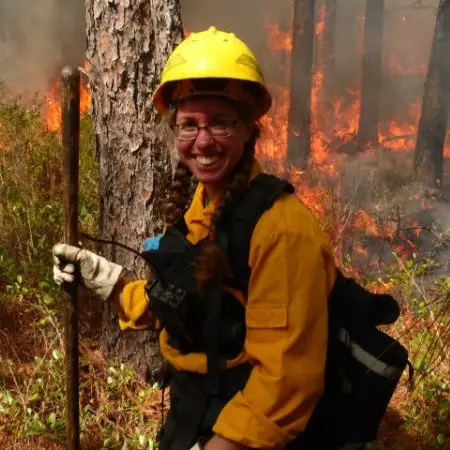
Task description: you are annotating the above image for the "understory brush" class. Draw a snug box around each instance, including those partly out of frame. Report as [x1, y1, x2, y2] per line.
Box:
[368, 259, 450, 449]
[0, 93, 168, 449]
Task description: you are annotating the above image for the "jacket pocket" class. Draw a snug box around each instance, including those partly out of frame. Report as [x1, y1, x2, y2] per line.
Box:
[246, 305, 287, 329]
[245, 305, 288, 377]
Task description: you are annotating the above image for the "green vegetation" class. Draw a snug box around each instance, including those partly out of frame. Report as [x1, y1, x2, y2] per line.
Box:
[0, 95, 448, 449]
[0, 97, 163, 449]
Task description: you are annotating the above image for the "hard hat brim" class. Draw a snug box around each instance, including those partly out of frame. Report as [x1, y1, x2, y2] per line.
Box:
[153, 77, 272, 119]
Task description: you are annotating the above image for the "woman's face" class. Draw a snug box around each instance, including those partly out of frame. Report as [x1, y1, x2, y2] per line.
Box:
[174, 97, 252, 186]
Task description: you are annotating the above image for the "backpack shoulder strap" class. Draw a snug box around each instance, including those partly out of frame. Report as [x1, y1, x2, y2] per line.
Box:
[224, 173, 294, 295]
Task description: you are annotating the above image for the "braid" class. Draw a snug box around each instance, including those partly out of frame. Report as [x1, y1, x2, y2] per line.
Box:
[195, 125, 260, 290]
[209, 136, 257, 239]
[163, 160, 193, 227]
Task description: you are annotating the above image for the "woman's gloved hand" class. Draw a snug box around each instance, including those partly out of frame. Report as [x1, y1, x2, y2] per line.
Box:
[52, 243, 123, 301]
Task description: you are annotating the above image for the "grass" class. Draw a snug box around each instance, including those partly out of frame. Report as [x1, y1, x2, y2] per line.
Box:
[0, 90, 449, 449]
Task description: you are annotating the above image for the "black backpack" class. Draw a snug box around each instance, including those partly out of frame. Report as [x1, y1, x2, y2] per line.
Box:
[218, 173, 412, 447]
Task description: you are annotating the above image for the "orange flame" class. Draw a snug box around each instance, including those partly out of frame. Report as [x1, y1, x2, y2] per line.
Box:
[378, 100, 421, 152]
[315, 6, 326, 37]
[259, 86, 289, 161]
[37, 14, 449, 270]
[256, 10, 446, 269]
[43, 62, 91, 132]
[352, 210, 395, 240]
[43, 83, 62, 132]
[265, 23, 292, 52]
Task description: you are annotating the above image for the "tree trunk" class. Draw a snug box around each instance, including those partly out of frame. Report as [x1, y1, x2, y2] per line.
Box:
[321, 0, 337, 107]
[85, 0, 183, 380]
[414, 0, 450, 186]
[357, 0, 385, 147]
[287, 0, 315, 168]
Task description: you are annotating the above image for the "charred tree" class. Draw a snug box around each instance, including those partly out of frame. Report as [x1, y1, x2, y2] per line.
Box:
[287, 0, 316, 168]
[357, 0, 385, 147]
[85, 0, 183, 379]
[414, 0, 450, 186]
[321, 0, 337, 106]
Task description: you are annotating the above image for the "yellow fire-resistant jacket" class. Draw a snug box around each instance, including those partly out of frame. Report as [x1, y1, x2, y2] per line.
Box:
[118, 160, 336, 449]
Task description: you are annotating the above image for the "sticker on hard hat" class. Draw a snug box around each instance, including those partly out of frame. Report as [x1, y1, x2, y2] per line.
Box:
[235, 54, 263, 79]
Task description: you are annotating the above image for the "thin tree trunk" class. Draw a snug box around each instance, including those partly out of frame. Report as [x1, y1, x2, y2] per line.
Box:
[357, 0, 385, 147]
[287, 0, 315, 168]
[414, 0, 450, 186]
[321, 0, 337, 106]
[85, 0, 183, 379]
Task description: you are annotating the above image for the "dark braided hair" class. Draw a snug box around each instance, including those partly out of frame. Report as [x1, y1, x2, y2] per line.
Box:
[195, 125, 260, 290]
[163, 160, 194, 227]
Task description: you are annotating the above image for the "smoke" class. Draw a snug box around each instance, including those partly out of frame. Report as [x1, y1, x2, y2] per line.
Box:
[182, 0, 450, 272]
[0, 0, 438, 101]
[181, 0, 440, 118]
[0, 0, 85, 93]
[181, 0, 292, 89]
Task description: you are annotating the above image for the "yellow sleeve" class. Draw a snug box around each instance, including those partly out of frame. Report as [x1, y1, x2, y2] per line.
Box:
[213, 224, 335, 448]
[118, 279, 155, 331]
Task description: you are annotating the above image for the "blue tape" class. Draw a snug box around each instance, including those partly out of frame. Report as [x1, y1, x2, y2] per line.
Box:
[143, 234, 163, 251]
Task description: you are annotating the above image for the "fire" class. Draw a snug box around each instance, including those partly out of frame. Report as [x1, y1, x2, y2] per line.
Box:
[43, 82, 62, 132]
[311, 7, 337, 169]
[265, 23, 292, 53]
[257, 8, 449, 271]
[42, 64, 91, 132]
[378, 100, 422, 152]
[352, 210, 395, 240]
[37, 13, 449, 273]
[385, 54, 427, 77]
[259, 86, 289, 161]
[353, 210, 381, 238]
[315, 6, 326, 38]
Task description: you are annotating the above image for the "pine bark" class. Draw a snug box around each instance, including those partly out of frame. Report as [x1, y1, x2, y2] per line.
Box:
[287, 0, 315, 168]
[357, 0, 385, 147]
[85, 0, 183, 379]
[414, 0, 450, 186]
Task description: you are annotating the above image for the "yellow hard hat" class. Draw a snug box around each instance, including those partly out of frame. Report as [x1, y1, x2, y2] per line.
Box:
[152, 26, 272, 119]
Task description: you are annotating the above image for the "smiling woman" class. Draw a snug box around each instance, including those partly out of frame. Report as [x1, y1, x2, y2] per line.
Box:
[52, 26, 339, 450]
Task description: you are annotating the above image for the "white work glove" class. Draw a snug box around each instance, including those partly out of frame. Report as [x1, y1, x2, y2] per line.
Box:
[52, 243, 123, 301]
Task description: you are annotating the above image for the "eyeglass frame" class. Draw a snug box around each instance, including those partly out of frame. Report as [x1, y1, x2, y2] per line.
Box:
[172, 119, 240, 141]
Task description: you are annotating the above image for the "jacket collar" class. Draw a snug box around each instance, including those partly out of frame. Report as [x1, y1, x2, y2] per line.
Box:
[184, 158, 263, 228]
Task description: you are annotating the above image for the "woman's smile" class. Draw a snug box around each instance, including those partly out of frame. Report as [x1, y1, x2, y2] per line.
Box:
[195, 155, 220, 166]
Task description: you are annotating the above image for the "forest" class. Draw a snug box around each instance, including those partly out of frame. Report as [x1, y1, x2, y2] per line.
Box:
[0, 0, 449, 448]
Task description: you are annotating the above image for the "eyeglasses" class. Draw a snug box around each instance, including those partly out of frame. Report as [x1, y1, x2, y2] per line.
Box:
[173, 119, 239, 141]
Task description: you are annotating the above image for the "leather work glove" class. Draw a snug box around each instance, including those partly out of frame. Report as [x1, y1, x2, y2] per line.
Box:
[52, 243, 123, 301]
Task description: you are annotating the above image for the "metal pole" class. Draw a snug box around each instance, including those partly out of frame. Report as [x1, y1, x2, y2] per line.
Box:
[61, 65, 81, 450]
